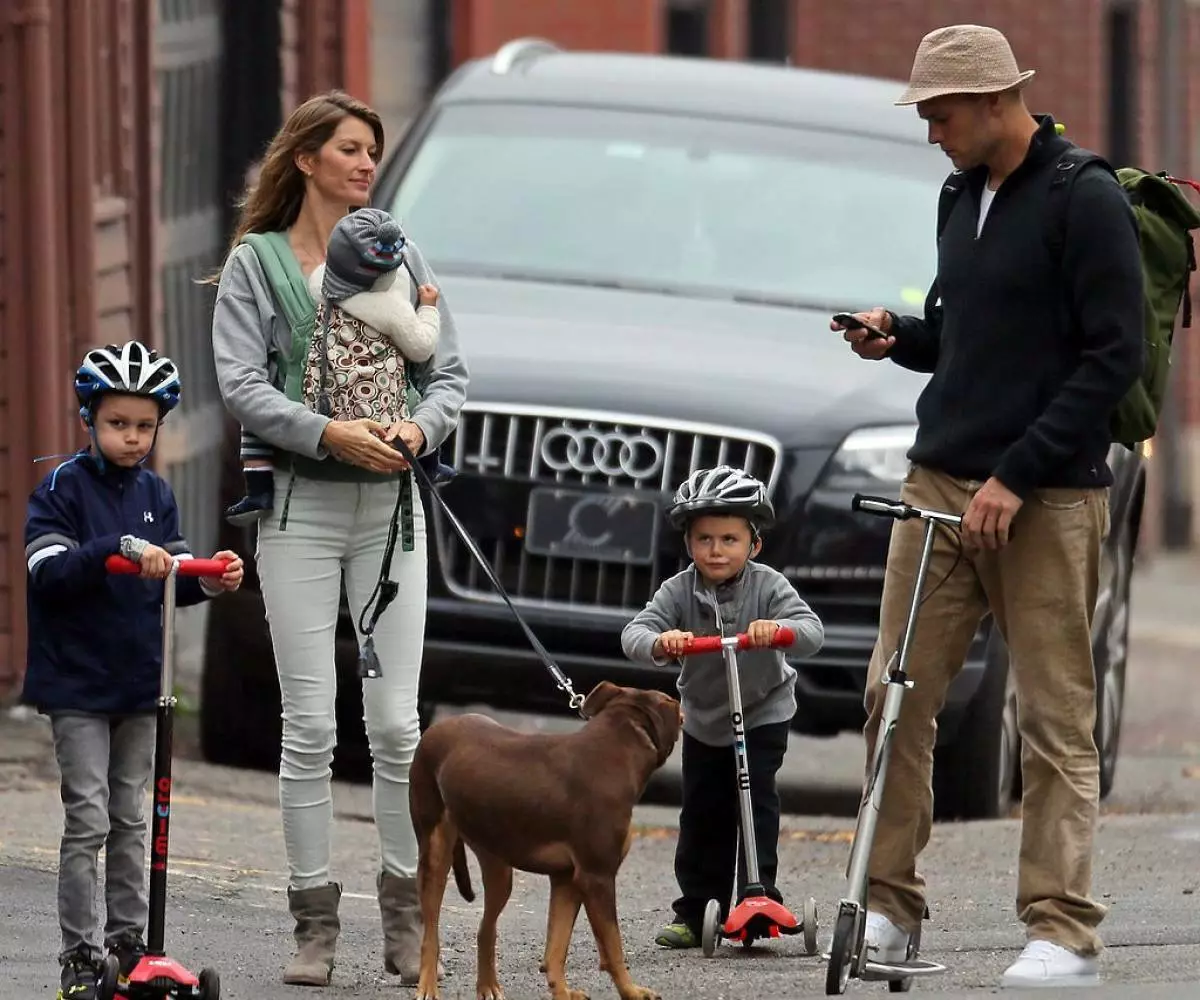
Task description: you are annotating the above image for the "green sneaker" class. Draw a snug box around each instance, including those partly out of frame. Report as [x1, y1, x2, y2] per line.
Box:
[57, 953, 98, 1000]
[655, 922, 699, 949]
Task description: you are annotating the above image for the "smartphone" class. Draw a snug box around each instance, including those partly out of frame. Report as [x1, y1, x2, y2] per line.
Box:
[832, 312, 890, 341]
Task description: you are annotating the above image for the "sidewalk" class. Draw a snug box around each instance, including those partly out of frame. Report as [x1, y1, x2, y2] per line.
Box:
[1129, 548, 1200, 649]
[0, 704, 55, 794]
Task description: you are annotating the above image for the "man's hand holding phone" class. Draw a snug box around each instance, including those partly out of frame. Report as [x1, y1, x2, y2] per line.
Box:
[832, 309, 896, 360]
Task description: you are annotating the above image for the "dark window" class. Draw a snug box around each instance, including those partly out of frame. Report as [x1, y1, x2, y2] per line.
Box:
[748, 0, 791, 63]
[428, 0, 453, 96]
[1106, 3, 1137, 166]
[667, 0, 709, 56]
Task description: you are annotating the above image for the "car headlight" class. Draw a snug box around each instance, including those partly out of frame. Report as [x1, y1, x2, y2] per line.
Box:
[819, 425, 917, 490]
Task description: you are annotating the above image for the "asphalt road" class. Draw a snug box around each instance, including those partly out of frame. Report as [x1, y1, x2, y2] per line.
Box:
[2, 566, 1200, 999]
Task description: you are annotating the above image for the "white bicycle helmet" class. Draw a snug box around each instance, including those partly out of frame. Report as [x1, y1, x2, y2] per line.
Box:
[667, 465, 774, 532]
[74, 341, 182, 420]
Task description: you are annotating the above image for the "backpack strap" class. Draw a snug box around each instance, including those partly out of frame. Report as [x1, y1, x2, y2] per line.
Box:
[240, 232, 317, 402]
[935, 169, 969, 243]
[1044, 147, 1115, 263]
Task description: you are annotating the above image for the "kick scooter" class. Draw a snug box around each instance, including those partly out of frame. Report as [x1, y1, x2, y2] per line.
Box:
[824, 494, 959, 995]
[679, 626, 819, 959]
[100, 554, 230, 1000]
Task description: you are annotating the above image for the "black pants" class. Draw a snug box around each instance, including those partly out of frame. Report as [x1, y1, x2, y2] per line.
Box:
[671, 721, 790, 931]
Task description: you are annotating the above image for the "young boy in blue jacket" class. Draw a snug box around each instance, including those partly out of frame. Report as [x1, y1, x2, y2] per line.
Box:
[21, 341, 244, 1000]
[622, 465, 824, 949]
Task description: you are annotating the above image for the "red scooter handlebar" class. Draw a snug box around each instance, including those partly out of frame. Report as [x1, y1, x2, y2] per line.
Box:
[105, 555, 230, 577]
[679, 626, 796, 654]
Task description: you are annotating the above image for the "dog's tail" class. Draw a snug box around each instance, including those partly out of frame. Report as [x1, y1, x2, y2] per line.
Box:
[452, 836, 475, 902]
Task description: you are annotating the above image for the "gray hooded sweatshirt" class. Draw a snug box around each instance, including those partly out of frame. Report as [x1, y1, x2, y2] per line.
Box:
[621, 562, 824, 746]
[210, 237, 468, 476]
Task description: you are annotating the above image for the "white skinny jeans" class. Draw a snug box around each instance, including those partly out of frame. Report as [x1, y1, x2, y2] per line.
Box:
[256, 473, 426, 888]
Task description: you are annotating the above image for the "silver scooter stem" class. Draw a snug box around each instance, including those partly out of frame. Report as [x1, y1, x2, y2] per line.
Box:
[159, 562, 179, 709]
[844, 517, 938, 903]
[725, 642, 761, 886]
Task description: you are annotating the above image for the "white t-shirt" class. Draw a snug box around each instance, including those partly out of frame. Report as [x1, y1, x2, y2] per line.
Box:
[978, 185, 998, 236]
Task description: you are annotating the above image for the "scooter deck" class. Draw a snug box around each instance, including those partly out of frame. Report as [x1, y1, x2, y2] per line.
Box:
[723, 896, 800, 938]
[860, 958, 946, 980]
[121, 952, 200, 992]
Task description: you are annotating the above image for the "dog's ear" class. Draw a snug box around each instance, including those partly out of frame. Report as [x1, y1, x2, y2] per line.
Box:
[651, 696, 683, 765]
[581, 680, 623, 719]
[628, 692, 683, 766]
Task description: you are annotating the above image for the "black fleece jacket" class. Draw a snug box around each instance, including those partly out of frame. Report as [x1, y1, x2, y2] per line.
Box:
[888, 116, 1144, 497]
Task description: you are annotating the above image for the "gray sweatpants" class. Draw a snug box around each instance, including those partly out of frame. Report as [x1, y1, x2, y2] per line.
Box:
[256, 473, 427, 889]
[51, 713, 156, 962]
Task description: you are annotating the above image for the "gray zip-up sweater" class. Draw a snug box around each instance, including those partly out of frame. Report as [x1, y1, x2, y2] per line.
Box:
[211, 236, 468, 473]
[622, 562, 824, 746]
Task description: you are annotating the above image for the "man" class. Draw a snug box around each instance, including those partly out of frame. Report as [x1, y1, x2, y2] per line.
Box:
[833, 24, 1143, 989]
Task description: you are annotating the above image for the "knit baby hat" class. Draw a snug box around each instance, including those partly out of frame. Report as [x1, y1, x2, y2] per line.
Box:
[321, 207, 406, 302]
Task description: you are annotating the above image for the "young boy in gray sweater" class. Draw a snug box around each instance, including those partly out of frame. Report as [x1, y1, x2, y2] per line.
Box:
[621, 465, 824, 949]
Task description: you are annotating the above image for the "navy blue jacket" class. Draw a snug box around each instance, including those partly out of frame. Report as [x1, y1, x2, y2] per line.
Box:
[22, 450, 212, 715]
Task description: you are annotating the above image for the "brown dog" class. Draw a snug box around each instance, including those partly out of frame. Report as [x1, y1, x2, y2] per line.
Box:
[410, 681, 683, 1000]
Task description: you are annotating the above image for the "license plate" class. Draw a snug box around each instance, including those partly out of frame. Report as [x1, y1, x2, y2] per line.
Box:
[524, 488, 660, 564]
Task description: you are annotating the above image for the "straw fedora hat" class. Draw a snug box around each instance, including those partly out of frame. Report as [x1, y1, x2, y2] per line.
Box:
[895, 24, 1035, 106]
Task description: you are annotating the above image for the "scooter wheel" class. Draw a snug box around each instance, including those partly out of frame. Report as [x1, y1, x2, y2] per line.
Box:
[701, 898, 722, 958]
[96, 955, 120, 1000]
[803, 896, 819, 956]
[824, 906, 856, 996]
[198, 967, 220, 1000]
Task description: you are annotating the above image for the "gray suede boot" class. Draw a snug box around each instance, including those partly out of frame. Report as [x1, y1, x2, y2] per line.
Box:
[283, 882, 341, 986]
[377, 871, 443, 984]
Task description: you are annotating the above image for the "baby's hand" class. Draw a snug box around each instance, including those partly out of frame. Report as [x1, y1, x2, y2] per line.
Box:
[654, 629, 695, 659]
[418, 283, 439, 307]
[745, 619, 781, 648]
[138, 545, 174, 580]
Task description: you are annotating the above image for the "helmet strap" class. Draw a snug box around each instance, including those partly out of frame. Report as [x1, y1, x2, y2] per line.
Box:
[86, 423, 107, 473]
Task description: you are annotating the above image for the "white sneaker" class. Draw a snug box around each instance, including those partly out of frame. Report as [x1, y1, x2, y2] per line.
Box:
[864, 911, 910, 964]
[1001, 940, 1100, 988]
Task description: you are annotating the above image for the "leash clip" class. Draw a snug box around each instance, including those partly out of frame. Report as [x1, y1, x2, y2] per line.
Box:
[563, 685, 586, 715]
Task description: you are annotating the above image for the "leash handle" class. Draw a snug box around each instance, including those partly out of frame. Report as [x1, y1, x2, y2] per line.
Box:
[391, 435, 587, 716]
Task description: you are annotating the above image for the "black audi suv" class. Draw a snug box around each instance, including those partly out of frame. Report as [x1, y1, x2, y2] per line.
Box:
[201, 39, 1143, 820]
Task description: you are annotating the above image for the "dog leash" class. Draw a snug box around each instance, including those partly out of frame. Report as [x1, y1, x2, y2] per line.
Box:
[390, 435, 588, 717]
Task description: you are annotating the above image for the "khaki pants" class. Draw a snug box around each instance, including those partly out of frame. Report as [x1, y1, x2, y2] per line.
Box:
[864, 465, 1109, 956]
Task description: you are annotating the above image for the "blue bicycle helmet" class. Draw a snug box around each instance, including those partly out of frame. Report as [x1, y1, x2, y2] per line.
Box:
[75, 341, 182, 422]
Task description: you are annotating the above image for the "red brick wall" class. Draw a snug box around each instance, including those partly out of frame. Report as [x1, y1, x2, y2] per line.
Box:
[451, 0, 662, 65]
[1186, 11, 1200, 430]
[791, 0, 1108, 154]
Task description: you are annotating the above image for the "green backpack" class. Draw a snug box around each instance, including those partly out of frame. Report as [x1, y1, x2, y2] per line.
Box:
[936, 136, 1200, 449]
[240, 232, 315, 404]
[240, 231, 421, 412]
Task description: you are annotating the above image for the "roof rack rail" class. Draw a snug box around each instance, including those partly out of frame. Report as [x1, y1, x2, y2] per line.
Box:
[490, 37, 561, 75]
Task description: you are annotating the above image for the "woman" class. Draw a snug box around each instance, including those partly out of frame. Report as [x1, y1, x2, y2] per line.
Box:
[209, 90, 467, 987]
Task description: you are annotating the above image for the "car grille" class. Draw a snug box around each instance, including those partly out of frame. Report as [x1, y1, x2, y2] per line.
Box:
[432, 403, 784, 614]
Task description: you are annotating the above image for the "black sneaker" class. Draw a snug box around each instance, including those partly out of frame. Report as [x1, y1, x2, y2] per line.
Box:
[107, 933, 146, 981]
[57, 951, 99, 1000]
[224, 492, 273, 526]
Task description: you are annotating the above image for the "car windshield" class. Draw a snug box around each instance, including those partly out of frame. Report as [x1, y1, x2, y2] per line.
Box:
[388, 102, 948, 312]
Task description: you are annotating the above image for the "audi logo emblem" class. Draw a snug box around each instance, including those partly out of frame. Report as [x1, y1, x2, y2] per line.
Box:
[539, 427, 665, 481]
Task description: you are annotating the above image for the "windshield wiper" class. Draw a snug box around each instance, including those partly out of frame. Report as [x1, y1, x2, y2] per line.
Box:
[441, 263, 685, 297]
[442, 262, 855, 310]
[730, 291, 849, 313]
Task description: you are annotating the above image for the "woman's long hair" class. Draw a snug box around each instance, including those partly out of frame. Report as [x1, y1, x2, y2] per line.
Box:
[203, 90, 384, 283]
